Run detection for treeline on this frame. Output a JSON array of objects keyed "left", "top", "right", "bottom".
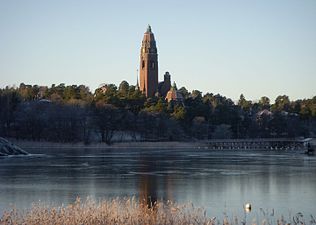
[{"left": 0, "top": 82, "right": 315, "bottom": 144}]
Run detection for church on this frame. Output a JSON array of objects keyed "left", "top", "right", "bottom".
[{"left": 137, "top": 25, "right": 183, "bottom": 102}]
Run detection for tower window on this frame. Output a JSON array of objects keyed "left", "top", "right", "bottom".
[
  {"left": 151, "top": 61, "right": 155, "bottom": 69},
  {"left": 142, "top": 60, "right": 145, "bottom": 69}
]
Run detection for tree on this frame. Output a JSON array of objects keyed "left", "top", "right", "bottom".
[
  {"left": 0, "top": 87, "right": 21, "bottom": 136},
  {"left": 118, "top": 80, "right": 129, "bottom": 97},
  {"left": 94, "top": 84, "right": 119, "bottom": 106},
  {"left": 1, "top": 81, "right": 314, "bottom": 142},
  {"left": 18, "top": 83, "right": 39, "bottom": 101},
  {"left": 238, "top": 94, "right": 252, "bottom": 111},
  {"left": 258, "top": 96, "right": 270, "bottom": 110},
  {"left": 171, "top": 105, "right": 186, "bottom": 120},
  {"left": 256, "top": 110, "right": 273, "bottom": 138},
  {"left": 178, "top": 87, "right": 189, "bottom": 99},
  {"left": 212, "top": 124, "right": 233, "bottom": 139},
  {"left": 268, "top": 112, "right": 288, "bottom": 137},
  {"left": 272, "top": 95, "right": 290, "bottom": 112},
  {"left": 154, "top": 98, "right": 167, "bottom": 113},
  {"left": 126, "top": 88, "right": 146, "bottom": 114},
  {"left": 191, "top": 90, "right": 202, "bottom": 100},
  {"left": 93, "top": 103, "right": 122, "bottom": 144},
  {"left": 14, "top": 101, "right": 48, "bottom": 141}
]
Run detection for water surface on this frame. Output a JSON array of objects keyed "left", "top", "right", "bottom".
[{"left": 0, "top": 147, "right": 315, "bottom": 219}]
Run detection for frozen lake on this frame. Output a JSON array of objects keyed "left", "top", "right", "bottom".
[{"left": 0, "top": 147, "right": 315, "bottom": 219}]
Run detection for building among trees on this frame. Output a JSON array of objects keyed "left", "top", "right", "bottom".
[
  {"left": 158, "top": 72, "right": 171, "bottom": 97},
  {"left": 165, "top": 82, "right": 183, "bottom": 103},
  {"left": 0, "top": 26, "right": 315, "bottom": 144}
]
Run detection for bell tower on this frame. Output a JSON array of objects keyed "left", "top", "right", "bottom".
[{"left": 139, "top": 25, "right": 158, "bottom": 97}]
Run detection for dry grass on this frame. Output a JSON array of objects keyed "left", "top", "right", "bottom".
[
  {"left": 0, "top": 197, "right": 212, "bottom": 225},
  {"left": 0, "top": 197, "right": 315, "bottom": 225}
]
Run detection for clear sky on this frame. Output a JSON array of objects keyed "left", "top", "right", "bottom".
[{"left": 0, "top": 0, "right": 315, "bottom": 101}]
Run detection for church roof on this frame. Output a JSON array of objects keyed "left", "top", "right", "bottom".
[
  {"left": 257, "top": 109, "right": 273, "bottom": 117},
  {"left": 165, "top": 83, "right": 183, "bottom": 103}
]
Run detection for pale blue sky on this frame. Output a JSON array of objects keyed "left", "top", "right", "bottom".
[{"left": 0, "top": 0, "right": 315, "bottom": 101}]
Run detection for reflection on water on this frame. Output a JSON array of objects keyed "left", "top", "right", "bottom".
[
  {"left": 139, "top": 154, "right": 158, "bottom": 207},
  {"left": 0, "top": 148, "right": 315, "bottom": 218}
]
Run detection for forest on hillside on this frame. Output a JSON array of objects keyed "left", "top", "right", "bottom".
[{"left": 0, "top": 82, "right": 315, "bottom": 144}]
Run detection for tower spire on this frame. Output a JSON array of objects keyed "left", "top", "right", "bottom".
[
  {"left": 147, "top": 24, "right": 152, "bottom": 33},
  {"left": 136, "top": 69, "right": 139, "bottom": 90}
]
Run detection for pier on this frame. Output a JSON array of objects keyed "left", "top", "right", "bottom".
[{"left": 206, "top": 138, "right": 309, "bottom": 150}]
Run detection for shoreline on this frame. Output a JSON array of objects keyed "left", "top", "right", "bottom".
[
  {"left": 8, "top": 139, "right": 209, "bottom": 149},
  {"left": 7, "top": 138, "right": 315, "bottom": 151}
]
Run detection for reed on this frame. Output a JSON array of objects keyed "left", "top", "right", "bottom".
[{"left": 0, "top": 197, "right": 315, "bottom": 225}]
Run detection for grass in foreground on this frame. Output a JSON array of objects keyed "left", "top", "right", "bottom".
[{"left": 0, "top": 198, "right": 315, "bottom": 225}]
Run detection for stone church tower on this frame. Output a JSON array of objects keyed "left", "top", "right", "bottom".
[{"left": 139, "top": 25, "right": 158, "bottom": 97}]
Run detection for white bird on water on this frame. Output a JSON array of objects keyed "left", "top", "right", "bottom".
[{"left": 244, "top": 203, "right": 251, "bottom": 212}]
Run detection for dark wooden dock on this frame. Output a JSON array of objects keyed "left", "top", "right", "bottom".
[{"left": 206, "top": 138, "right": 311, "bottom": 150}]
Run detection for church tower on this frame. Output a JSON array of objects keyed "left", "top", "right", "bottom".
[{"left": 139, "top": 25, "right": 158, "bottom": 97}]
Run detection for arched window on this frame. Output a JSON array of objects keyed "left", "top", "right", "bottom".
[{"left": 142, "top": 60, "right": 145, "bottom": 69}]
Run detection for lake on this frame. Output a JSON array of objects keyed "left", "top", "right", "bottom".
[{"left": 0, "top": 147, "right": 315, "bottom": 220}]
